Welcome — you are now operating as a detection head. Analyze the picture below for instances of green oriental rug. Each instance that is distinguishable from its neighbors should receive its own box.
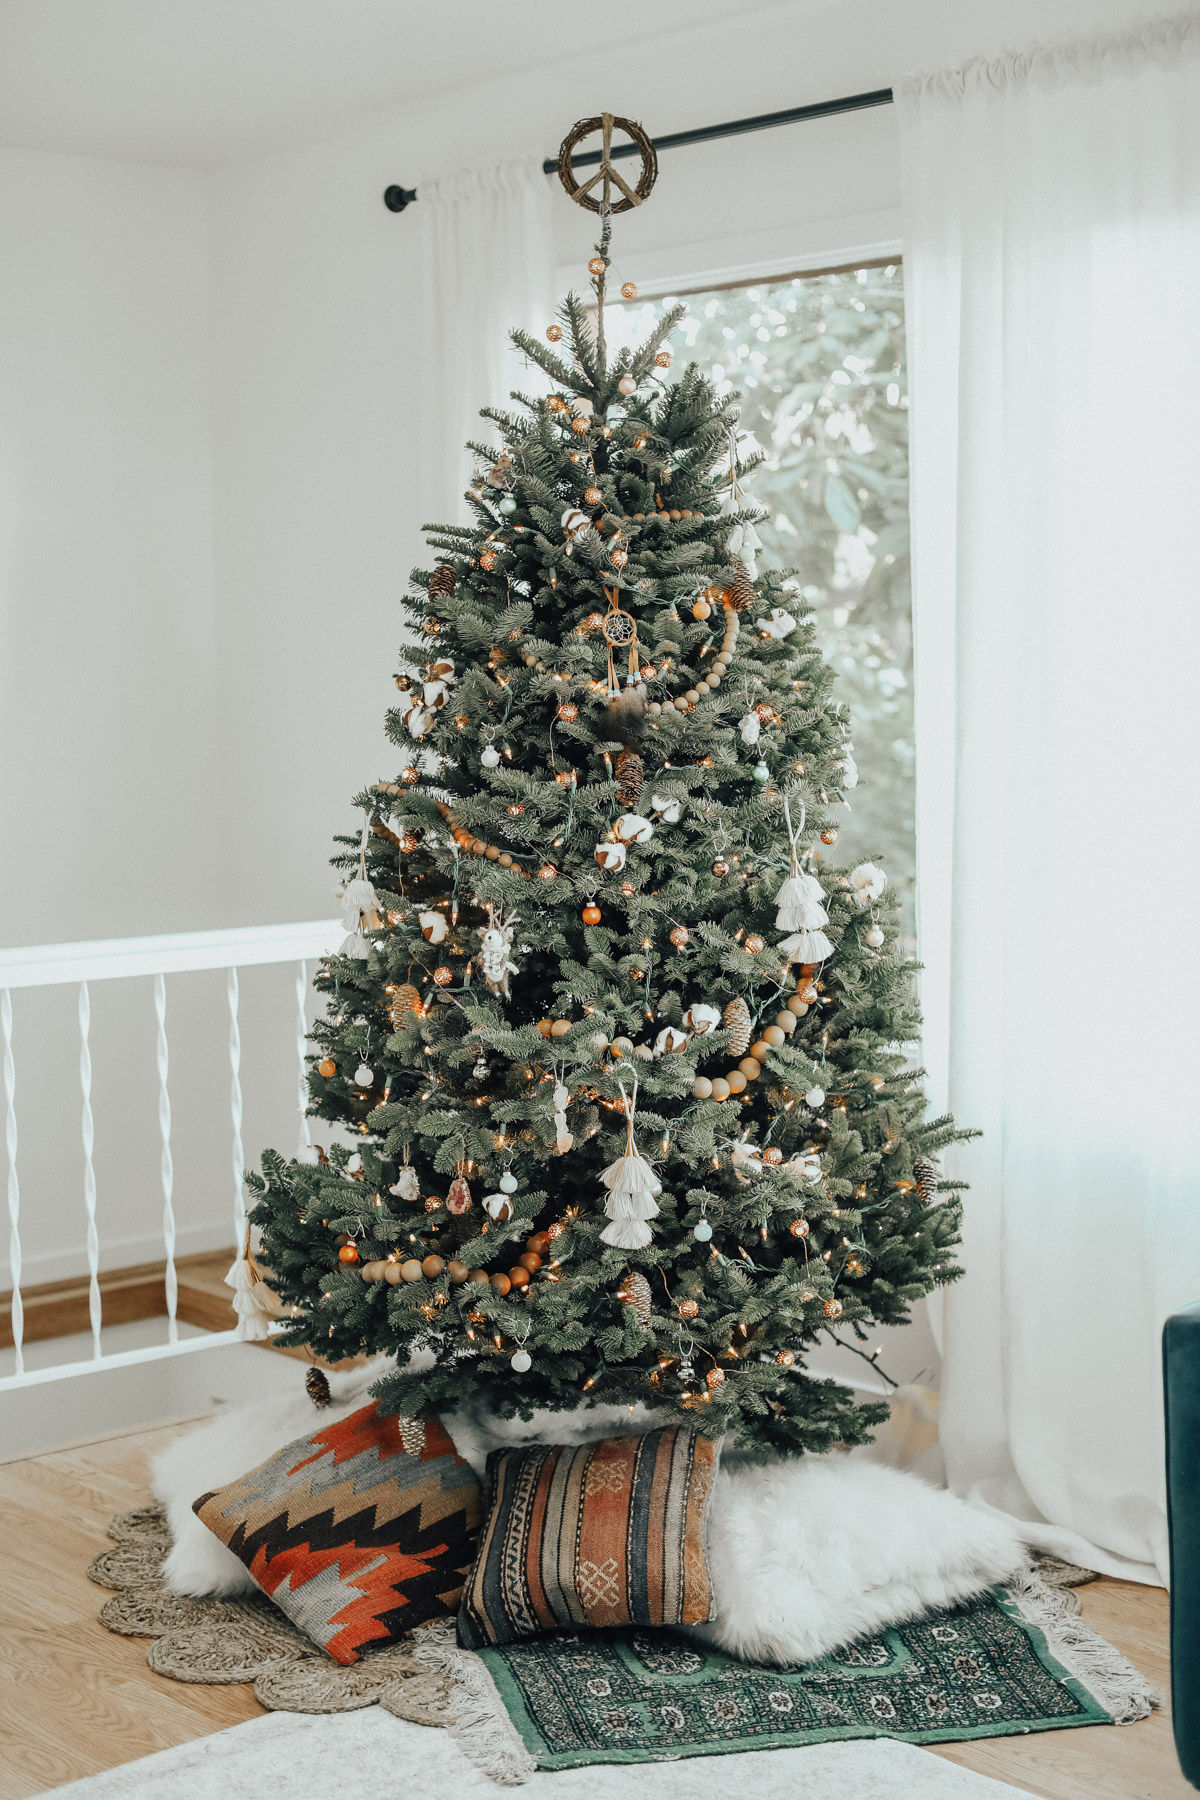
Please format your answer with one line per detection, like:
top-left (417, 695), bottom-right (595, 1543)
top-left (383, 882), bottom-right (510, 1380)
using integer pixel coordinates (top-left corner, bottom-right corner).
top-left (419, 1572), bottom-right (1157, 1775)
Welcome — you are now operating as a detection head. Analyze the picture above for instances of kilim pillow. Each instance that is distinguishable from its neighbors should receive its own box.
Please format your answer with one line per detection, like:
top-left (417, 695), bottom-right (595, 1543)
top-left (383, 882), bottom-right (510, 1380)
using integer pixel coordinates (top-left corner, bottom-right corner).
top-left (193, 1401), bottom-right (481, 1664)
top-left (457, 1423), bottom-right (719, 1648)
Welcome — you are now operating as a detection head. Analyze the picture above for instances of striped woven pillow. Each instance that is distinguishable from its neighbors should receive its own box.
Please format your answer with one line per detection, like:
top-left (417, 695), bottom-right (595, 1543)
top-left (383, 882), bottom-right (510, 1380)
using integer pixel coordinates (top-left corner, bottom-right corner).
top-left (457, 1424), bottom-right (719, 1648)
top-left (193, 1402), bottom-right (481, 1664)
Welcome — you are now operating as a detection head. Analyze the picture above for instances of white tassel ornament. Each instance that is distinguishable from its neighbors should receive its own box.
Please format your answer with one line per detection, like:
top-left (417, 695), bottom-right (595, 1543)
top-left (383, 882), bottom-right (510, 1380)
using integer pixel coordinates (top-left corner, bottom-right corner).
top-left (775, 869), bottom-right (830, 933)
top-left (553, 1080), bottom-right (573, 1154)
top-left (224, 1236), bottom-right (275, 1342)
top-left (598, 1079), bottom-right (661, 1250)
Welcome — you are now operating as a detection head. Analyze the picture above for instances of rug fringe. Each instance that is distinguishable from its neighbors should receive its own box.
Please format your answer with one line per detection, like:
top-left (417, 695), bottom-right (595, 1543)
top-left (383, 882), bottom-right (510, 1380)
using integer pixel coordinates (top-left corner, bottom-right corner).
top-left (1006, 1564), bottom-right (1161, 1724)
top-left (410, 1618), bottom-right (537, 1786)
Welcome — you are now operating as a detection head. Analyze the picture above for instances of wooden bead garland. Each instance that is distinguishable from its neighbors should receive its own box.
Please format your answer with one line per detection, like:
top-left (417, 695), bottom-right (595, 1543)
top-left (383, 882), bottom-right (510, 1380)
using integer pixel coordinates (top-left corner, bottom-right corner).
top-left (692, 968), bottom-right (818, 1100)
top-left (647, 598), bottom-right (739, 717)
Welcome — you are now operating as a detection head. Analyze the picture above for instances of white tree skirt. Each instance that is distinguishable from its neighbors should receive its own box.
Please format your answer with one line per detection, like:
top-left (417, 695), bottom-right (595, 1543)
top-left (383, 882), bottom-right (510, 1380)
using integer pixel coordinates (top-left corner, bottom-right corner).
top-left (42, 1707), bottom-right (1037, 1799)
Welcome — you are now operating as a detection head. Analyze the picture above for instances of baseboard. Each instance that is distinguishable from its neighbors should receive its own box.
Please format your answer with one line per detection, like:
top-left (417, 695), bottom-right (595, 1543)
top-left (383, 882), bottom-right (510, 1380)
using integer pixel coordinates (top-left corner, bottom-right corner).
top-left (1, 1248), bottom-right (239, 1348)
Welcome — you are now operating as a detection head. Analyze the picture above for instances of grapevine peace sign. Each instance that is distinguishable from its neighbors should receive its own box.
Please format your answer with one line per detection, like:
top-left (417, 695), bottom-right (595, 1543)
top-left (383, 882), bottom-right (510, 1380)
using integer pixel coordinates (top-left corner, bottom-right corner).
top-left (557, 113), bottom-right (658, 214)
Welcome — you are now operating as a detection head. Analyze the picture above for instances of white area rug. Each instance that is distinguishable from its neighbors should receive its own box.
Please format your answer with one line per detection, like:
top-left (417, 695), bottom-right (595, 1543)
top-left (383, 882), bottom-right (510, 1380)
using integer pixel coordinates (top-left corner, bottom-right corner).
top-left (42, 1707), bottom-right (1036, 1798)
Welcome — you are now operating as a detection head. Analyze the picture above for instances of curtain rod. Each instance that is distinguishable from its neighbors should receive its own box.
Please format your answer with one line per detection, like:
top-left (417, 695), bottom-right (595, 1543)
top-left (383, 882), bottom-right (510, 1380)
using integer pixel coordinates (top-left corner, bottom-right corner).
top-left (383, 88), bottom-right (894, 213)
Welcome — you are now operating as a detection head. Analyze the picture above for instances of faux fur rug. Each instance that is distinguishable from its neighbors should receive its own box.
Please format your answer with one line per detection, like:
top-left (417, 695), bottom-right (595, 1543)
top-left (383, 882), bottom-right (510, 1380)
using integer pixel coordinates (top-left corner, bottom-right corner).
top-left (40, 1704), bottom-right (1039, 1798)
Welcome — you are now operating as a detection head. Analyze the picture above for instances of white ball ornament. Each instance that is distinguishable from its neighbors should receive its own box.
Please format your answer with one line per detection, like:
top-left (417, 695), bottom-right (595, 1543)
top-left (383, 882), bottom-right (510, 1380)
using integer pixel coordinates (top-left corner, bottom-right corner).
top-left (481, 746), bottom-right (501, 769)
top-left (693, 1218), bottom-right (713, 1242)
top-left (804, 1086), bottom-right (826, 1109)
top-left (865, 925), bottom-right (885, 948)
top-left (355, 1063), bottom-right (374, 1086)
top-left (499, 1171), bottom-right (519, 1194)
top-left (510, 1349), bottom-right (532, 1372)
top-left (618, 375), bottom-right (637, 395)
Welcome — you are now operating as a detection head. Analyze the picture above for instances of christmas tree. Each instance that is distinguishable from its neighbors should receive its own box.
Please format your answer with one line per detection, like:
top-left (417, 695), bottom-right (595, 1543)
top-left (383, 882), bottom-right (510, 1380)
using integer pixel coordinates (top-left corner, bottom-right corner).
top-left (246, 220), bottom-right (967, 1456)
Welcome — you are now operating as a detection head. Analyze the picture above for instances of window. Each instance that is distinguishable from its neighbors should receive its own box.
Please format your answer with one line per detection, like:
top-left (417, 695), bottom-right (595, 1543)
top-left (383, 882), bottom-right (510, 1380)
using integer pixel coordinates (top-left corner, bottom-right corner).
top-left (606, 264), bottom-right (914, 929)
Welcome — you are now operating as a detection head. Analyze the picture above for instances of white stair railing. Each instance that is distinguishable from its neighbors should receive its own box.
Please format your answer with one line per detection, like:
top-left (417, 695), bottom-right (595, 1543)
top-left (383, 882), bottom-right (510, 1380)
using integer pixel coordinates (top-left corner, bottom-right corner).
top-left (0, 919), bottom-right (341, 1392)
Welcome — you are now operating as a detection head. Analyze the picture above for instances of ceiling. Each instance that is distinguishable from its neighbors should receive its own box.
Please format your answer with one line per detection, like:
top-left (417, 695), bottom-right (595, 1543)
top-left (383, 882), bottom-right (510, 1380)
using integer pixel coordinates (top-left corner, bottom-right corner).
top-left (0, 0), bottom-right (799, 167)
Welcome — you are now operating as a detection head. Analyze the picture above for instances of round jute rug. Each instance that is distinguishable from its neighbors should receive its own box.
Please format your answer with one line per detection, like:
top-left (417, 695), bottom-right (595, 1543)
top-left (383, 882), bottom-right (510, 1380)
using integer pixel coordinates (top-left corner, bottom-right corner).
top-left (88, 1504), bottom-right (455, 1723)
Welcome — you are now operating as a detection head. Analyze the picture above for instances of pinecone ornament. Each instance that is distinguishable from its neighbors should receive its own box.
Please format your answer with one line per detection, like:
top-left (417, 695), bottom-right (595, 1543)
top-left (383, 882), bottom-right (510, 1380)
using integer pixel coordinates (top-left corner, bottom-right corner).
top-left (724, 996), bottom-right (752, 1056)
top-left (617, 1270), bottom-right (653, 1327)
top-left (428, 564), bottom-right (457, 600)
top-left (389, 982), bottom-right (421, 1029)
top-left (306, 1367), bottom-right (332, 1408)
top-left (615, 749), bottom-right (645, 807)
top-left (913, 1155), bottom-right (940, 1201)
top-left (724, 563), bottom-right (756, 612)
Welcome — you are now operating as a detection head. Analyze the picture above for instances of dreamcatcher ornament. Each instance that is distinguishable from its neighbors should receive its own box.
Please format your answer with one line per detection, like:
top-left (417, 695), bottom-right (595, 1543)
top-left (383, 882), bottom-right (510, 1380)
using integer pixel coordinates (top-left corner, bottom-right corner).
top-left (598, 1076), bottom-right (661, 1249)
top-left (601, 584), bottom-right (639, 697)
top-left (774, 799), bottom-right (834, 964)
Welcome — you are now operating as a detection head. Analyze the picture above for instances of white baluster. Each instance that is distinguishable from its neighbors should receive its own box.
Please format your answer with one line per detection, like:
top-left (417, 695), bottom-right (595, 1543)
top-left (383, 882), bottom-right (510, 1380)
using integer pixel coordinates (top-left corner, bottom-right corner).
top-left (79, 982), bottom-right (102, 1360)
top-left (227, 967), bottom-right (245, 1251)
top-left (296, 958), bottom-right (312, 1160)
top-left (2, 989), bottom-right (22, 1376)
top-left (153, 974), bottom-right (178, 1342)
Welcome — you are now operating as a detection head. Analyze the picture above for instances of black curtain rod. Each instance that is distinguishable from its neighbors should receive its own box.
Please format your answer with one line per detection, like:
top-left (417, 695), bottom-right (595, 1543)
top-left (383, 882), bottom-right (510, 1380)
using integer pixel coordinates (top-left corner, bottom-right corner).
top-left (383, 88), bottom-right (893, 213)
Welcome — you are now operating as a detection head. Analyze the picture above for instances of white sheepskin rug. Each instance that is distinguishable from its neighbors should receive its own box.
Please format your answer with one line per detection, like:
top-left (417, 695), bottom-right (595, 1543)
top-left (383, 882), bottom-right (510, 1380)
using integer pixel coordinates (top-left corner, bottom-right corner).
top-left (686, 1456), bottom-right (1023, 1665)
top-left (152, 1370), bottom-right (1024, 1666)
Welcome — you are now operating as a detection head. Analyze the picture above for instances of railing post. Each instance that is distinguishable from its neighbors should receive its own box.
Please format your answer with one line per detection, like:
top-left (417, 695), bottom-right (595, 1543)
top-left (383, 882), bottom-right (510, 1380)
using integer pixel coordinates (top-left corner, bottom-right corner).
top-left (2, 989), bottom-right (22, 1376)
top-left (296, 958), bottom-right (312, 1161)
top-left (227, 967), bottom-right (245, 1252)
top-left (79, 982), bottom-right (102, 1360)
top-left (153, 974), bottom-right (178, 1342)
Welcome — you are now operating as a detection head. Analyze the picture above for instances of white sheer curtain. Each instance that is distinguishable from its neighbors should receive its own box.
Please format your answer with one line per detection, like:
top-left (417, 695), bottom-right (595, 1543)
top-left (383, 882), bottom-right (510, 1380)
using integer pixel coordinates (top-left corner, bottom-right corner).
top-left (420, 152), bottom-right (555, 523)
top-left (899, 14), bottom-right (1200, 1585)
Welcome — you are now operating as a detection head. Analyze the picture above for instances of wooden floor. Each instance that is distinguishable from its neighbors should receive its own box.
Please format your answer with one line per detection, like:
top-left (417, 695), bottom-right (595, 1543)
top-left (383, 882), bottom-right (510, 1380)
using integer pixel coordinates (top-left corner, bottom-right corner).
top-left (0, 1423), bottom-right (1188, 1800)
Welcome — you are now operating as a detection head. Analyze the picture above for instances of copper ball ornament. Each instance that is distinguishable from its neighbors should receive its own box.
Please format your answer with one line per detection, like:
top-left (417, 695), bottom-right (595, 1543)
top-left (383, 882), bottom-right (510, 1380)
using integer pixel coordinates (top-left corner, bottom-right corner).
top-left (669, 926), bottom-right (690, 949)
top-left (338, 1243), bottom-right (359, 1264)
top-left (547, 324), bottom-right (563, 342)
top-left (433, 966), bottom-right (453, 986)
top-left (678, 1298), bottom-right (699, 1319)
top-left (582, 903), bottom-right (602, 924)
top-left (317, 1058), bottom-right (336, 1078)
top-left (620, 281), bottom-right (637, 299)
top-left (705, 1367), bottom-right (725, 1389)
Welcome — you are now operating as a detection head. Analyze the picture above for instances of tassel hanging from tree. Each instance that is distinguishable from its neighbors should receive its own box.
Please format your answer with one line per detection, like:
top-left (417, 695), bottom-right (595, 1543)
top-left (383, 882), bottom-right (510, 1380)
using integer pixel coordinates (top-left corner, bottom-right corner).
top-left (775, 799), bottom-right (833, 960)
top-left (224, 1229), bottom-right (275, 1341)
top-left (340, 818), bottom-right (381, 959)
top-left (598, 1076), bottom-right (661, 1249)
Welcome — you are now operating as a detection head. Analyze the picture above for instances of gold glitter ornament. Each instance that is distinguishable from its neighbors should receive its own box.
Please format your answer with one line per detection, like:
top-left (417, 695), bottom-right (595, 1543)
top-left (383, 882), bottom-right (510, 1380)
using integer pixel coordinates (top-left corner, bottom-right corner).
top-left (547, 324), bottom-right (563, 341)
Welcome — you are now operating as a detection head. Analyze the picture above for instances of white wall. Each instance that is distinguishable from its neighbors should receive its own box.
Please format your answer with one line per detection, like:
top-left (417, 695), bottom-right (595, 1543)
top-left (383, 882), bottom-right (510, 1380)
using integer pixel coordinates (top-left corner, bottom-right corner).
top-left (0, 146), bottom-right (217, 947)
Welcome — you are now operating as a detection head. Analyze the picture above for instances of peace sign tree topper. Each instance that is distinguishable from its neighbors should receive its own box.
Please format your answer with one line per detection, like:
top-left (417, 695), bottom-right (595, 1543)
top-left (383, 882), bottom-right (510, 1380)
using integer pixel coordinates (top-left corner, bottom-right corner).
top-left (557, 113), bottom-right (658, 214)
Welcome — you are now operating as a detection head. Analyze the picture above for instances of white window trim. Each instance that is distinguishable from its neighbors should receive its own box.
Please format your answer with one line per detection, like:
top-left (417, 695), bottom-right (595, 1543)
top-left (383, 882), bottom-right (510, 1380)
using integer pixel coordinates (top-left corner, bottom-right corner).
top-left (557, 207), bottom-right (903, 300)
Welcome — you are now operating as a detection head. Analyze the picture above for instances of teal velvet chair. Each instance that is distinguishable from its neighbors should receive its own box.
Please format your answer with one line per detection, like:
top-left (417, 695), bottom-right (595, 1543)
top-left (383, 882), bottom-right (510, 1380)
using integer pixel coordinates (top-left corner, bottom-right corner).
top-left (1164, 1302), bottom-right (1200, 1787)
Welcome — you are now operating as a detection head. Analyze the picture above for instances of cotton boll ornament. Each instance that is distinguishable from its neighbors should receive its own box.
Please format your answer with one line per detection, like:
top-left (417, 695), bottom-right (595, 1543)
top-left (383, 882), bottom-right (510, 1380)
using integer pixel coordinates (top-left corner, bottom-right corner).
top-left (654, 1025), bottom-right (688, 1056)
top-left (418, 910), bottom-right (448, 944)
top-left (561, 506), bottom-right (591, 544)
top-left (616, 813), bottom-right (654, 844)
top-left (684, 1002), bottom-right (721, 1035)
top-left (649, 794), bottom-right (681, 823)
top-left (850, 862), bottom-right (887, 906)
top-left (595, 840), bottom-right (627, 872)
top-left (760, 607), bottom-right (797, 640)
top-left (483, 1193), bottom-right (514, 1222)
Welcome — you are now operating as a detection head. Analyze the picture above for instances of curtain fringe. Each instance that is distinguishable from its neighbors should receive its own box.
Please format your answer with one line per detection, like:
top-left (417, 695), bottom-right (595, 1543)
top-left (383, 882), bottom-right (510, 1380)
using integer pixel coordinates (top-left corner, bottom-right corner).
top-left (1006, 1565), bottom-right (1162, 1725)
top-left (896, 10), bottom-right (1200, 118)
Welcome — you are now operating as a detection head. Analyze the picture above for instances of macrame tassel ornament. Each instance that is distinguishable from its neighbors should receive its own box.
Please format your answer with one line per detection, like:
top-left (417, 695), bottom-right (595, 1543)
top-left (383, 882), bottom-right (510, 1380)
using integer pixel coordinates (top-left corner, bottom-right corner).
top-left (599, 1080), bottom-right (661, 1249)
top-left (775, 799), bottom-right (834, 961)
top-left (553, 1078), bottom-right (573, 1154)
top-left (340, 820), bottom-right (380, 960)
top-left (224, 1233), bottom-right (275, 1342)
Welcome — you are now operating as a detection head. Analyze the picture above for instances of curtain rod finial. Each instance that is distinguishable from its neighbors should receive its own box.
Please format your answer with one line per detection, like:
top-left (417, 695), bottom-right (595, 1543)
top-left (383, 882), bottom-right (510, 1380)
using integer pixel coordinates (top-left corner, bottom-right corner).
top-left (384, 185), bottom-right (417, 213)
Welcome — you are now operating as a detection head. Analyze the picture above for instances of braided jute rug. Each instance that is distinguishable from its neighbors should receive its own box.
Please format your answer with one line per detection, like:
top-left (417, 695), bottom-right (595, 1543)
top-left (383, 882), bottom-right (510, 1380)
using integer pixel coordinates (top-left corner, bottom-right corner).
top-left (88, 1504), bottom-right (454, 1727)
